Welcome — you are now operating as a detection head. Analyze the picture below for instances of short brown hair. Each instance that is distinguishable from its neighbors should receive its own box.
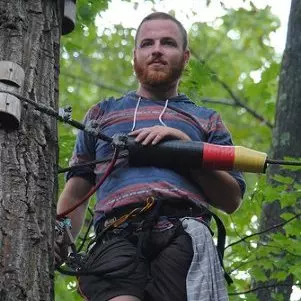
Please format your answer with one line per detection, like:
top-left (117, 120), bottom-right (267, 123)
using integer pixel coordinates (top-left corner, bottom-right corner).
top-left (135, 12), bottom-right (188, 50)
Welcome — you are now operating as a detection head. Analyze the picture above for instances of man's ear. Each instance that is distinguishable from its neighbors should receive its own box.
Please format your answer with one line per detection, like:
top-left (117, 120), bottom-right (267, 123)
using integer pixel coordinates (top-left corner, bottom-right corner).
top-left (184, 49), bottom-right (190, 65)
top-left (133, 48), bottom-right (137, 65)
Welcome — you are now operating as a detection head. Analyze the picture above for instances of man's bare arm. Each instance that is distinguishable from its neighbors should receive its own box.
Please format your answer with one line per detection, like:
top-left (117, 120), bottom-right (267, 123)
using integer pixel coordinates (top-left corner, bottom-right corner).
top-left (57, 176), bottom-right (93, 238)
top-left (190, 169), bottom-right (242, 214)
top-left (129, 125), bottom-right (243, 213)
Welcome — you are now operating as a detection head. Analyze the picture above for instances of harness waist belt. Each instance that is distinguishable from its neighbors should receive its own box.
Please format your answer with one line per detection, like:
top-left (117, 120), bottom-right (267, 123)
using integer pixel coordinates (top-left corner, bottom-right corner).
top-left (103, 200), bottom-right (211, 224)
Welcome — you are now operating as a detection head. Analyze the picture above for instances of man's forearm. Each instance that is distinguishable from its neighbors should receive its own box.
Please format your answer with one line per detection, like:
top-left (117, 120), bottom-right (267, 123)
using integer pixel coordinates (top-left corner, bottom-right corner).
top-left (191, 169), bottom-right (242, 214)
top-left (57, 177), bottom-right (93, 238)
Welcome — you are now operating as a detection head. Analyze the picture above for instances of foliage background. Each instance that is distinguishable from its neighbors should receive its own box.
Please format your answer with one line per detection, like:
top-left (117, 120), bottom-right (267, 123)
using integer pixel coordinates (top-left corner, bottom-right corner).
top-left (55, 0), bottom-right (301, 300)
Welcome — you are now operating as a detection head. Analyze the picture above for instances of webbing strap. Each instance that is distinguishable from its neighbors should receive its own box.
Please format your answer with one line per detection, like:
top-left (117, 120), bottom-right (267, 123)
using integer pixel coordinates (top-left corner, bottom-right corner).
top-left (209, 210), bottom-right (233, 285)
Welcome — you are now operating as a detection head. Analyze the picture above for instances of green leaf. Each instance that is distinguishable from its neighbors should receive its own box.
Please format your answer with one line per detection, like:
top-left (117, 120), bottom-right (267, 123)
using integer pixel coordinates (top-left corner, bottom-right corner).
top-left (280, 212), bottom-right (296, 220)
top-left (272, 174), bottom-right (294, 185)
top-left (251, 267), bottom-right (268, 281)
top-left (289, 265), bottom-right (301, 279)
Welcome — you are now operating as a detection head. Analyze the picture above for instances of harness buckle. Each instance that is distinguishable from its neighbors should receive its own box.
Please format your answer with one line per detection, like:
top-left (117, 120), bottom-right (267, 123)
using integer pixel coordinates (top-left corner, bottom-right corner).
top-left (104, 217), bottom-right (117, 228)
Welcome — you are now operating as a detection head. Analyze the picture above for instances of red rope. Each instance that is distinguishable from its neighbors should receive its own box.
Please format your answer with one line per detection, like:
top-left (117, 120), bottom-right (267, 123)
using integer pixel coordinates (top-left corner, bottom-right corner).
top-left (57, 147), bottom-right (119, 219)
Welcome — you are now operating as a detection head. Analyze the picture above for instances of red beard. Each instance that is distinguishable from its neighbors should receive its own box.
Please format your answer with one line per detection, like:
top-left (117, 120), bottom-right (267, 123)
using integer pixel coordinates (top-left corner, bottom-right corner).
top-left (134, 57), bottom-right (185, 87)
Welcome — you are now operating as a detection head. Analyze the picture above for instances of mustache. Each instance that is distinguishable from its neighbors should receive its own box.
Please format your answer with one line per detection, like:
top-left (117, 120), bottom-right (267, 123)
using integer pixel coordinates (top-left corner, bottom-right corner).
top-left (148, 58), bottom-right (167, 65)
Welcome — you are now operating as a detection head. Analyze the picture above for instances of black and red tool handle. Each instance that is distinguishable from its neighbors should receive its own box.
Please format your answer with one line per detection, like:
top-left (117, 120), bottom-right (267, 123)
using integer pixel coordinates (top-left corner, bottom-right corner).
top-left (125, 137), bottom-right (267, 173)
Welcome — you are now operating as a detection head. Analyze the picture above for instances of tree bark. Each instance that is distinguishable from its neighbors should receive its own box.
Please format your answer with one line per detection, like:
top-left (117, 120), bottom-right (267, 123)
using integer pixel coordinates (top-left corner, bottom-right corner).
top-left (254, 0), bottom-right (301, 300)
top-left (0, 1), bottom-right (60, 300)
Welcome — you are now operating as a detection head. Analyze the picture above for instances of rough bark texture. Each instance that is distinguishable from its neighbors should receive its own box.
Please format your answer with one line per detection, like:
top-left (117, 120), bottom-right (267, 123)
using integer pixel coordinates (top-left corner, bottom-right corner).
top-left (255, 0), bottom-right (301, 300)
top-left (0, 1), bottom-right (60, 300)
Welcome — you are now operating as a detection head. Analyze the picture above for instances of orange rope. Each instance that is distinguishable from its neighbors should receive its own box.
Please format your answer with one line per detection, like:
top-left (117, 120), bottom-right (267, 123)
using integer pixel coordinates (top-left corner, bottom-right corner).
top-left (107, 197), bottom-right (155, 229)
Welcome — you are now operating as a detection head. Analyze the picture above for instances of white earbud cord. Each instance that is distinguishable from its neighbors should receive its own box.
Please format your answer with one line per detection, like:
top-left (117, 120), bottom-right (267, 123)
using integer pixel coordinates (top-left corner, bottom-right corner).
top-left (131, 97), bottom-right (169, 131)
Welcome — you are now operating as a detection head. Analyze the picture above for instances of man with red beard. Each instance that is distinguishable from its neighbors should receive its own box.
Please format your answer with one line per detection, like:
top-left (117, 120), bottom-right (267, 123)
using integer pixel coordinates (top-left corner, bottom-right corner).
top-left (55, 12), bottom-right (245, 301)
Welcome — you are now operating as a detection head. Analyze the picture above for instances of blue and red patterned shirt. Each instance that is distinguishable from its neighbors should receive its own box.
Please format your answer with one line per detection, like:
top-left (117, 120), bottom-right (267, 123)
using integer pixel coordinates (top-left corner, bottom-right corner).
top-left (66, 91), bottom-right (245, 226)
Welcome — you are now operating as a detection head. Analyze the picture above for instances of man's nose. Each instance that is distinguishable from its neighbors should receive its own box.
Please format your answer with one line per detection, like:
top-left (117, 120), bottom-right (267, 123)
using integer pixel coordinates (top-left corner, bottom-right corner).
top-left (152, 41), bottom-right (163, 54)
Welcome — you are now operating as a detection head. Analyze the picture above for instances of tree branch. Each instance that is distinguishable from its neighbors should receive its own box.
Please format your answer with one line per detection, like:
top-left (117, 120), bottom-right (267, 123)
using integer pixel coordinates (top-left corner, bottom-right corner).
top-left (225, 213), bottom-right (301, 249)
top-left (61, 72), bottom-right (127, 95)
top-left (62, 72), bottom-right (243, 108)
top-left (198, 97), bottom-right (237, 106)
top-left (190, 49), bottom-right (273, 128)
top-left (229, 283), bottom-right (301, 296)
top-left (228, 254), bottom-right (256, 274)
top-left (229, 244), bottom-right (299, 275)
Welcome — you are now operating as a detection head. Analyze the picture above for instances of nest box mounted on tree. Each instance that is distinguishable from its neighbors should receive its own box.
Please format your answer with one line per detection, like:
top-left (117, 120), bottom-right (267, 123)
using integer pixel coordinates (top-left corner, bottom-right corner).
top-left (0, 61), bottom-right (25, 130)
top-left (62, 0), bottom-right (77, 35)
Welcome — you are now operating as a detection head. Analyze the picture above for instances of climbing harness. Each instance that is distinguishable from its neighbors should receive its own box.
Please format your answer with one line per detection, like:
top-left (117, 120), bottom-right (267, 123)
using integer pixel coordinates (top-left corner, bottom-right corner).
top-left (56, 197), bottom-right (160, 277)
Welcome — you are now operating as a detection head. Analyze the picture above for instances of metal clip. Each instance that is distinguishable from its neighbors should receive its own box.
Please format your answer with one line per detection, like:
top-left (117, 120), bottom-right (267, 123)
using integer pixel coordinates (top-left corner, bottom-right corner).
top-left (104, 217), bottom-right (117, 228)
top-left (85, 120), bottom-right (100, 136)
top-left (111, 133), bottom-right (128, 149)
top-left (58, 106), bottom-right (72, 121)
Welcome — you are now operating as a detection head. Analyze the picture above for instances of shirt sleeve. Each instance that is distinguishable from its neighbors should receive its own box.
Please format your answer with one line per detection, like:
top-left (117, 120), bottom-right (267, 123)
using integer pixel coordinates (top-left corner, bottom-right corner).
top-left (206, 112), bottom-right (246, 197)
top-left (65, 104), bottom-right (103, 185)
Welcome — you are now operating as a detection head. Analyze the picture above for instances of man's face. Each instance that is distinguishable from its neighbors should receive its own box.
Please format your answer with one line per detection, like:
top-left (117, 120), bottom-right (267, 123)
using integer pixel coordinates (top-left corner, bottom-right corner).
top-left (134, 19), bottom-right (190, 87)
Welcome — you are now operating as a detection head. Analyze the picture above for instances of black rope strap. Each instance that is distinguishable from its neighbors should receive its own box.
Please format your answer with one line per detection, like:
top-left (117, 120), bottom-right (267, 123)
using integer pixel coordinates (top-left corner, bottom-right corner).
top-left (0, 89), bottom-right (112, 143)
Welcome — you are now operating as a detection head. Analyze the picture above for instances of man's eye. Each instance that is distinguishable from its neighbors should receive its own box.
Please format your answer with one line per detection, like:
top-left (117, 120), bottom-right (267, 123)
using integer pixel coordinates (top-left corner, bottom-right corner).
top-left (140, 41), bottom-right (152, 48)
top-left (163, 40), bottom-right (177, 47)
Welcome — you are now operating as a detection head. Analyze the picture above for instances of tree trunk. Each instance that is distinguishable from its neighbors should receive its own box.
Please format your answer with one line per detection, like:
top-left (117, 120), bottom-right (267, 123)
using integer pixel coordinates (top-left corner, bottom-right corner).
top-left (0, 1), bottom-right (60, 300)
top-left (255, 0), bottom-right (301, 300)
